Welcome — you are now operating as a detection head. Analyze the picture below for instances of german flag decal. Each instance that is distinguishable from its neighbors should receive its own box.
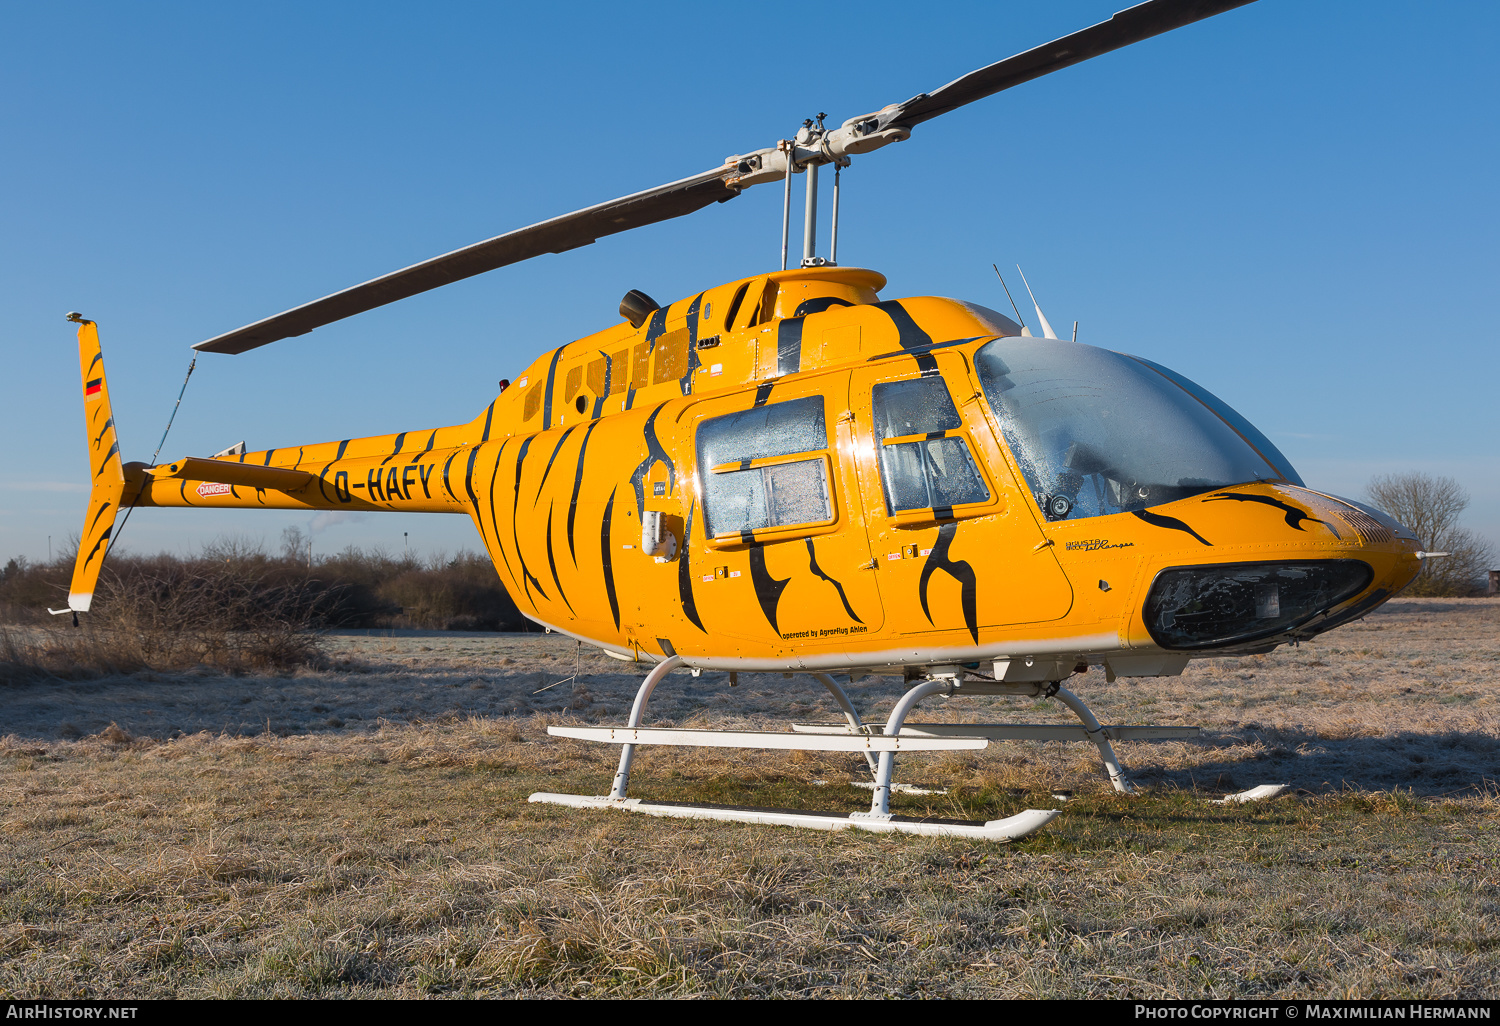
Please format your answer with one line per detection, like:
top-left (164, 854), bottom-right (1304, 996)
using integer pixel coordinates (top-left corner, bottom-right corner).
top-left (84, 378), bottom-right (103, 398)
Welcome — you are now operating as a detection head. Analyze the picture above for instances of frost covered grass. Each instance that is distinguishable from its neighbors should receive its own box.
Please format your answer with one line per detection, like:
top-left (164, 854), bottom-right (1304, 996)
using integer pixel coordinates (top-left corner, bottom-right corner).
top-left (0, 598), bottom-right (1495, 998)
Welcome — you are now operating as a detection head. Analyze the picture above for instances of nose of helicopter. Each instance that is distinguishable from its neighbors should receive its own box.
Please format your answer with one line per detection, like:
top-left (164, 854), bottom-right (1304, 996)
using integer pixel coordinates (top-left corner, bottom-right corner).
top-left (1120, 481), bottom-right (1423, 652)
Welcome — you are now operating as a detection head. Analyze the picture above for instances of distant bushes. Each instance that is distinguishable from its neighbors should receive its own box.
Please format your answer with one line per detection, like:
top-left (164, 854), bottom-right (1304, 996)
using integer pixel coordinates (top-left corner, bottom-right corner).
top-left (0, 539), bottom-right (527, 680)
top-left (1, 538), bottom-right (526, 631)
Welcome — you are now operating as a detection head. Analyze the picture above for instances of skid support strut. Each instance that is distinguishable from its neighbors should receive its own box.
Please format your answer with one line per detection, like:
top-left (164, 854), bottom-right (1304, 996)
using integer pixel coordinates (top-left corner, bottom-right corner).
top-left (608, 655), bottom-right (684, 800)
top-left (812, 671), bottom-right (878, 776)
top-left (859, 678), bottom-right (952, 819)
top-left (1054, 685), bottom-right (1136, 794)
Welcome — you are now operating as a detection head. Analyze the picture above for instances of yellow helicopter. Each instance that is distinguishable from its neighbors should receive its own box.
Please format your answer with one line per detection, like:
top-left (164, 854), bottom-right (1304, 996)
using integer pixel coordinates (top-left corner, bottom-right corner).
top-left (60, 0), bottom-right (1425, 842)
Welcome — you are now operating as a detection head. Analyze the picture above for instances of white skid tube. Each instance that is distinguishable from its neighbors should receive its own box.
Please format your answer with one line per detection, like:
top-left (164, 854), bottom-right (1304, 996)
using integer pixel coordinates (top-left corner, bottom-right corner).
top-left (549, 725), bottom-right (987, 753)
top-left (528, 793), bottom-right (1060, 842)
top-left (791, 722), bottom-right (1202, 742)
top-left (1213, 784), bottom-right (1289, 804)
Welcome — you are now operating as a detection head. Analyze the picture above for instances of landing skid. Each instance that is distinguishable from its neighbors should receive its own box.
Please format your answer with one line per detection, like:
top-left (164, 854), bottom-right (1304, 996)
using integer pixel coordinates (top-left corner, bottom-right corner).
top-left (528, 792), bottom-right (1060, 841)
top-left (528, 658), bottom-right (1285, 841)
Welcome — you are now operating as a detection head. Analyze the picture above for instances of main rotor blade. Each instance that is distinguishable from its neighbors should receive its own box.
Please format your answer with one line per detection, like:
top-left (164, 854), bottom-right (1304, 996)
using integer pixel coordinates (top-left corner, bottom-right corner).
top-left (884, 0), bottom-right (1256, 130)
top-left (193, 167), bottom-right (738, 354)
top-left (194, 0), bottom-right (1255, 355)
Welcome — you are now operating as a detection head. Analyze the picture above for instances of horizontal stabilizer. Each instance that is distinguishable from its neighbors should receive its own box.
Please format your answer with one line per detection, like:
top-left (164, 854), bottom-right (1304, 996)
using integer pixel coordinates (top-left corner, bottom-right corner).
top-left (149, 457), bottom-right (315, 491)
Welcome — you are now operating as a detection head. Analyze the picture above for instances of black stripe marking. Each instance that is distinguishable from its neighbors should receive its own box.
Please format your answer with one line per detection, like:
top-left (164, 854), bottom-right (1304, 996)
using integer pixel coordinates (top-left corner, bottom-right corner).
top-left (335, 439), bottom-right (351, 461)
top-left (678, 500), bottom-right (705, 632)
top-left (411, 430), bottom-right (437, 463)
top-left (918, 522), bottom-right (978, 645)
top-left (511, 437), bottom-right (548, 603)
top-left (864, 337), bottom-right (982, 364)
top-left (88, 501), bottom-right (113, 533)
top-left (95, 441), bottom-right (119, 477)
top-left (678, 293), bottom-right (704, 397)
top-left (602, 488), bottom-right (621, 630)
top-left (804, 538), bottom-right (862, 624)
top-left (481, 445), bottom-right (516, 581)
top-left (380, 432), bottom-right (408, 465)
top-left (1205, 492), bottom-right (1329, 534)
top-left (794, 296), bottom-right (854, 317)
top-left (81, 526), bottom-right (112, 571)
top-left (776, 316), bottom-right (804, 376)
top-left (625, 306), bottom-right (671, 411)
top-left (93, 417), bottom-right (114, 445)
top-left (481, 400), bottom-right (496, 442)
top-left (875, 300), bottom-right (934, 350)
top-left (316, 463), bottom-right (335, 504)
top-left (567, 420), bottom-right (599, 565)
top-left (545, 503), bottom-right (574, 615)
top-left (441, 449), bottom-right (461, 502)
top-left (628, 403), bottom-right (674, 517)
top-left (535, 425), bottom-right (576, 501)
top-left (747, 544), bottom-right (791, 637)
top-left (541, 347), bottom-right (565, 430)
top-left (463, 446), bottom-right (488, 548)
top-left (263, 449), bottom-right (276, 466)
top-left (752, 380), bottom-right (775, 408)
top-left (592, 349), bottom-right (612, 420)
top-left (86, 353), bottom-right (102, 375)
top-left (1131, 509), bottom-right (1213, 546)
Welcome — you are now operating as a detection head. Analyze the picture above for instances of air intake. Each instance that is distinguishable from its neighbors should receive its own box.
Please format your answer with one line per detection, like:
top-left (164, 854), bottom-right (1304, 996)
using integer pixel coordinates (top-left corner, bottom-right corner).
top-left (619, 290), bottom-right (659, 329)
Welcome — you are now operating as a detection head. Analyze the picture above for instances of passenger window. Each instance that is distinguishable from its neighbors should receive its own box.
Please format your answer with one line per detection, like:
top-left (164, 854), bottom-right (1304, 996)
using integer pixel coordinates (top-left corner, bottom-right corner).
top-left (872, 377), bottom-right (988, 514)
top-left (698, 396), bottom-right (832, 537)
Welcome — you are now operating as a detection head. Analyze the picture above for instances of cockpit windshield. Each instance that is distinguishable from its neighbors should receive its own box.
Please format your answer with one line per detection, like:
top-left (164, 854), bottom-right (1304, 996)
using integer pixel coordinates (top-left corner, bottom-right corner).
top-left (974, 338), bottom-right (1291, 521)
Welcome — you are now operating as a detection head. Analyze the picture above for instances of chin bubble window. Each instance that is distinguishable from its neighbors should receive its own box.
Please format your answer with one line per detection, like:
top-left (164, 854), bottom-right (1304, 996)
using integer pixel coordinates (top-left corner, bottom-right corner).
top-left (1144, 560), bottom-right (1373, 650)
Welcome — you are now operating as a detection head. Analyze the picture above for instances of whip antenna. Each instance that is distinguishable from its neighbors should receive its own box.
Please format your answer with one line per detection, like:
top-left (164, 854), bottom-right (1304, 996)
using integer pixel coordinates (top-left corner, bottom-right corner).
top-left (992, 264), bottom-right (1028, 331)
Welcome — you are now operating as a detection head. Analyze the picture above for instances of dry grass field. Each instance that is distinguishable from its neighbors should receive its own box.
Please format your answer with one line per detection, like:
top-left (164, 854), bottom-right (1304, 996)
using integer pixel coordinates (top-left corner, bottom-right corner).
top-left (1, 597), bottom-right (1496, 999)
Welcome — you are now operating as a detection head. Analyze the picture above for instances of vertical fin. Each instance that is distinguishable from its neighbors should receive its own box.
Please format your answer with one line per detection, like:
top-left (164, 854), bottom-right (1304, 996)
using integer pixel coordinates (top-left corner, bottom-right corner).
top-left (60, 316), bottom-right (131, 614)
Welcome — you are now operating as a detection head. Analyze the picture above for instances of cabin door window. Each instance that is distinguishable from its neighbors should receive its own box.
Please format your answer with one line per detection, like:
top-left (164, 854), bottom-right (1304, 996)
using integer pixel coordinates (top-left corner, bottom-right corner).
top-left (871, 376), bottom-right (989, 516)
top-left (696, 395), bottom-right (833, 538)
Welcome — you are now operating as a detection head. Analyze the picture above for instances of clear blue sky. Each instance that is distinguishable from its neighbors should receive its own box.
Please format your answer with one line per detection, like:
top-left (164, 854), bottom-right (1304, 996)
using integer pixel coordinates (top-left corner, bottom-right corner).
top-left (3, 0), bottom-right (1496, 565)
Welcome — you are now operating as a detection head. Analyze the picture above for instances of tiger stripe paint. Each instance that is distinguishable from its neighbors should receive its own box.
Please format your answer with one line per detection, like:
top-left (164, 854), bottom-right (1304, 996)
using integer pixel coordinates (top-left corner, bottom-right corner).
top-left (62, 265), bottom-right (1423, 671)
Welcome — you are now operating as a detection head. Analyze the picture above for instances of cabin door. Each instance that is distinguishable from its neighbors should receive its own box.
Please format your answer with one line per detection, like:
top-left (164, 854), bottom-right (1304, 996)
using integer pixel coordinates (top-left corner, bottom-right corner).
top-left (848, 350), bottom-right (1073, 647)
top-left (677, 370), bottom-right (884, 655)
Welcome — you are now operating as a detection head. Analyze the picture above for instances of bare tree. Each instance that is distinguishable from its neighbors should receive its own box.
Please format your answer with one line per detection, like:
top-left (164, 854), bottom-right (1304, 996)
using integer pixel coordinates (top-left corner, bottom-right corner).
top-left (1367, 472), bottom-right (1494, 596)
